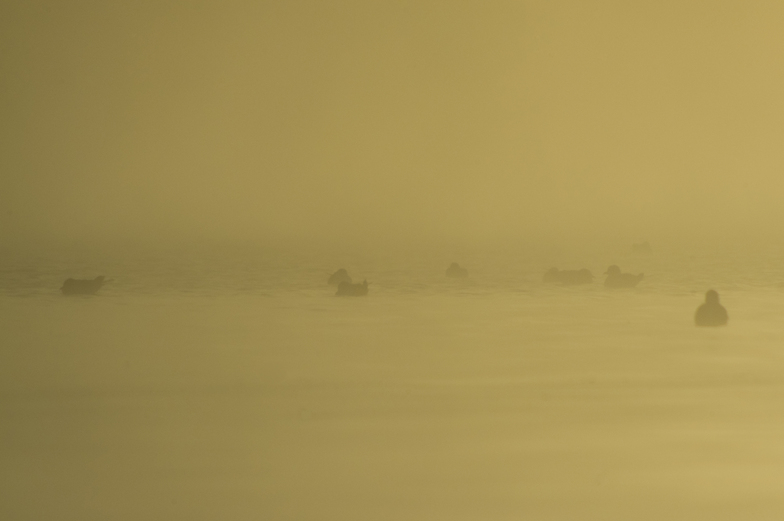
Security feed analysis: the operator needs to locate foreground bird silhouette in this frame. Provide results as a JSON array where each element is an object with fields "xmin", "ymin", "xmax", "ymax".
[
  {"xmin": 695, "ymin": 289, "xmax": 728, "ymax": 326},
  {"xmin": 446, "ymin": 262, "xmax": 468, "ymax": 278},
  {"xmin": 604, "ymin": 265, "xmax": 644, "ymax": 288},
  {"xmin": 61, "ymin": 276, "xmax": 106, "ymax": 295},
  {"xmin": 543, "ymin": 268, "xmax": 593, "ymax": 285},
  {"xmin": 336, "ymin": 280, "xmax": 369, "ymax": 296},
  {"xmin": 328, "ymin": 268, "xmax": 352, "ymax": 285}
]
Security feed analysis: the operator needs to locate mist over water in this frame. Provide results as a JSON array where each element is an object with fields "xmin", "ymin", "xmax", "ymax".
[
  {"xmin": 3, "ymin": 239, "xmax": 784, "ymax": 520},
  {"xmin": 4, "ymin": 0, "xmax": 784, "ymax": 518}
]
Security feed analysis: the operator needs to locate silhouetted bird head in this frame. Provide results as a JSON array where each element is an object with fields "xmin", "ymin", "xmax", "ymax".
[
  {"xmin": 604, "ymin": 265, "xmax": 621, "ymax": 276},
  {"xmin": 705, "ymin": 289, "xmax": 720, "ymax": 304}
]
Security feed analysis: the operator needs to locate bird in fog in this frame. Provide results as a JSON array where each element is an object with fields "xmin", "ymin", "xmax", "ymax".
[
  {"xmin": 446, "ymin": 262, "xmax": 468, "ymax": 278},
  {"xmin": 603, "ymin": 265, "xmax": 644, "ymax": 288},
  {"xmin": 336, "ymin": 280, "xmax": 369, "ymax": 296},
  {"xmin": 543, "ymin": 268, "xmax": 594, "ymax": 285},
  {"xmin": 328, "ymin": 268, "xmax": 352, "ymax": 285},
  {"xmin": 61, "ymin": 276, "xmax": 106, "ymax": 295},
  {"xmin": 695, "ymin": 289, "xmax": 728, "ymax": 326}
]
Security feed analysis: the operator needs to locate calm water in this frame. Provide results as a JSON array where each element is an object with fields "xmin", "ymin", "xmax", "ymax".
[{"xmin": 3, "ymin": 241, "xmax": 784, "ymax": 520}]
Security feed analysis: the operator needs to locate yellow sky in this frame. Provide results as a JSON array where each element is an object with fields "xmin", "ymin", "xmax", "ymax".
[{"xmin": 2, "ymin": 1, "xmax": 783, "ymax": 245}]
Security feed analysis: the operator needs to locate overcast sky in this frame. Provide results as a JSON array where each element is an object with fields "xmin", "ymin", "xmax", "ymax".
[{"xmin": 2, "ymin": 1, "xmax": 783, "ymax": 246}]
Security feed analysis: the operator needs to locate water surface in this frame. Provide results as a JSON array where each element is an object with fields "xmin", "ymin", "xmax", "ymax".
[{"xmin": 2, "ymin": 242, "xmax": 784, "ymax": 520}]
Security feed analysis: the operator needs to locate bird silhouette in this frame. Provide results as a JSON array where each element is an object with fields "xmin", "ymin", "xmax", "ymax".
[{"xmin": 695, "ymin": 289, "xmax": 728, "ymax": 326}]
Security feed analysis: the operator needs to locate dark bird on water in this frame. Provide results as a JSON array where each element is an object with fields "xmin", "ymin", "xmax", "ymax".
[
  {"xmin": 604, "ymin": 265, "xmax": 644, "ymax": 288},
  {"xmin": 328, "ymin": 268, "xmax": 352, "ymax": 285},
  {"xmin": 336, "ymin": 280, "xmax": 369, "ymax": 296},
  {"xmin": 695, "ymin": 289, "xmax": 728, "ymax": 327},
  {"xmin": 543, "ymin": 268, "xmax": 593, "ymax": 285},
  {"xmin": 61, "ymin": 276, "xmax": 106, "ymax": 295},
  {"xmin": 446, "ymin": 262, "xmax": 468, "ymax": 278}
]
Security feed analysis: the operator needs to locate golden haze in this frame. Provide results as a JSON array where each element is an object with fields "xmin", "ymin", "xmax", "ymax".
[{"xmin": 2, "ymin": 1, "xmax": 783, "ymax": 246}]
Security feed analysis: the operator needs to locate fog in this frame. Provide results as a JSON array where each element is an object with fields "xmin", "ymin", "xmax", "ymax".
[
  {"xmin": 5, "ymin": 3, "xmax": 784, "ymax": 520},
  {"xmin": 3, "ymin": 1, "xmax": 784, "ymax": 246}
]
